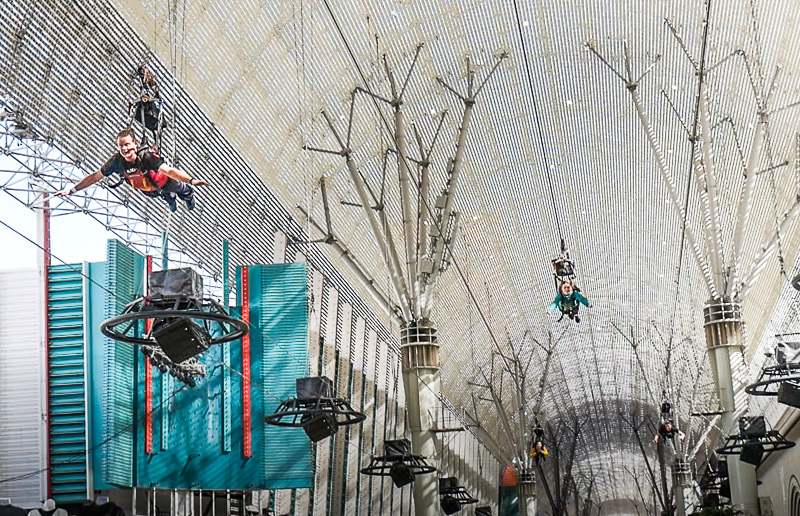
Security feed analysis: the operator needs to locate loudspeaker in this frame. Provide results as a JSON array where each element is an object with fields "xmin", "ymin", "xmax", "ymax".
[
  {"xmin": 777, "ymin": 381, "xmax": 800, "ymax": 409},
  {"xmin": 149, "ymin": 268, "xmax": 203, "ymax": 299},
  {"xmin": 475, "ymin": 507, "xmax": 492, "ymax": 516},
  {"xmin": 740, "ymin": 442, "xmax": 764, "ymax": 466},
  {"xmin": 384, "ymin": 439, "xmax": 412, "ymax": 457},
  {"xmin": 739, "ymin": 416, "xmax": 767, "ymax": 439},
  {"xmin": 440, "ymin": 496, "xmax": 461, "ymax": 515},
  {"xmin": 153, "ymin": 318, "xmax": 210, "ymax": 363},
  {"xmin": 301, "ymin": 412, "xmax": 338, "ymax": 442},
  {"xmin": 703, "ymin": 493, "xmax": 720, "ymax": 508},
  {"xmin": 296, "ymin": 376, "xmax": 333, "ymax": 399},
  {"xmin": 719, "ymin": 480, "xmax": 731, "ymax": 499},
  {"xmin": 439, "ymin": 477, "xmax": 458, "ymax": 493},
  {"xmin": 389, "ymin": 462, "xmax": 415, "ymax": 488}
]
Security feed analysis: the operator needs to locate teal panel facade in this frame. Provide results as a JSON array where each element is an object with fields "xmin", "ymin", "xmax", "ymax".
[
  {"xmin": 100, "ymin": 240, "xmax": 144, "ymax": 487},
  {"xmin": 256, "ymin": 262, "xmax": 312, "ymax": 489},
  {"xmin": 47, "ymin": 264, "xmax": 89, "ymax": 503}
]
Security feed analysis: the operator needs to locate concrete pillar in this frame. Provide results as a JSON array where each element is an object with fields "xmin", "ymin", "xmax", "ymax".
[
  {"xmin": 703, "ymin": 299, "xmax": 760, "ymax": 515},
  {"xmin": 400, "ymin": 321, "xmax": 440, "ymax": 516}
]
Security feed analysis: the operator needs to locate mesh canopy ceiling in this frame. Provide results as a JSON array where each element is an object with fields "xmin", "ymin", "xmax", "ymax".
[
  {"xmin": 7, "ymin": 0, "xmax": 800, "ymax": 504},
  {"xmin": 108, "ymin": 0, "xmax": 800, "ymax": 501}
]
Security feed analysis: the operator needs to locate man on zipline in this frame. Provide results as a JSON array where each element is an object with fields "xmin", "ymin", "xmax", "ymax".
[{"xmin": 56, "ymin": 128, "xmax": 209, "ymax": 212}]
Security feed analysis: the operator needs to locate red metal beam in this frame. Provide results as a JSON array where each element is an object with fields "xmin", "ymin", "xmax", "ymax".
[
  {"xmin": 241, "ymin": 266, "xmax": 252, "ymax": 457},
  {"xmin": 144, "ymin": 255, "xmax": 153, "ymax": 454}
]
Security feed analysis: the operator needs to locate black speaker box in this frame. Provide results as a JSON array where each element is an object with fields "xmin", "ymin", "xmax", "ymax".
[
  {"xmin": 301, "ymin": 412, "xmax": 338, "ymax": 442},
  {"xmin": 738, "ymin": 416, "xmax": 767, "ymax": 439},
  {"xmin": 384, "ymin": 439, "xmax": 412, "ymax": 457},
  {"xmin": 739, "ymin": 442, "xmax": 764, "ymax": 466},
  {"xmin": 717, "ymin": 460, "xmax": 728, "ymax": 478},
  {"xmin": 719, "ymin": 480, "xmax": 731, "ymax": 499},
  {"xmin": 703, "ymin": 493, "xmax": 720, "ymax": 508},
  {"xmin": 296, "ymin": 376, "xmax": 333, "ymax": 399},
  {"xmin": 149, "ymin": 268, "xmax": 203, "ymax": 299},
  {"xmin": 439, "ymin": 477, "xmax": 458, "ymax": 493},
  {"xmin": 153, "ymin": 318, "xmax": 210, "ymax": 363},
  {"xmin": 440, "ymin": 496, "xmax": 461, "ymax": 515},
  {"xmin": 777, "ymin": 381, "xmax": 800, "ymax": 409},
  {"xmin": 389, "ymin": 462, "xmax": 415, "ymax": 488}
]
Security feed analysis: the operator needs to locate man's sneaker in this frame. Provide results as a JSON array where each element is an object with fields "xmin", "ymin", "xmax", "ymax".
[
  {"xmin": 186, "ymin": 197, "xmax": 196, "ymax": 211},
  {"xmin": 166, "ymin": 196, "xmax": 177, "ymax": 212}
]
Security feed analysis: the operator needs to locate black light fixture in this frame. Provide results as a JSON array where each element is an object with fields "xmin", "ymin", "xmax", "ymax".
[
  {"xmin": 439, "ymin": 476, "xmax": 478, "ymax": 511},
  {"xmin": 361, "ymin": 439, "xmax": 436, "ymax": 488},
  {"xmin": 101, "ymin": 267, "xmax": 248, "ymax": 388},
  {"xmin": 152, "ymin": 318, "xmax": 211, "ymax": 363},
  {"xmin": 264, "ymin": 376, "xmax": 366, "ymax": 442},
  {"xmin": 716, "ymin": 422, "xmax": 795, "ymax": 465},
  {"xmin": 475, "ymin": 507, "xmax": 492, "ymax": 516}
]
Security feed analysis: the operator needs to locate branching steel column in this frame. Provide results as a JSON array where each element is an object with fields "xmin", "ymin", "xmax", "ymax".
[
  {"xmin": 386, "ymin": 48, "xmax": 422, "ymax": 319},
  {"xmin": 318, "ymin": 110, "xmax": 412, "ymax": 320},
  {"xmin": 422, "ymin": 54, "xmax": 506, "ymax": 317},
  {"xmin": 698, "ymin": 85, "xmax": 726, "ymax": 292},
  {"xmin": 729, "ymin": 113, "xmax": 767, "ymax": 298},
  {"xmin": 627, "ymin": 86, "xmax": 717, "ymax": 298},
  {"xmin": 423, "ymin": 93, "xmax": 474, "ymax": 316},
  {"xmin": 703, "ymin": 300, "xmax": 759, "ymax": 515},
  {"xmin": 587, "ymin": 43, "xmax": 717, "ymax": 297},
  {"xmin": 740, "ymin": 195, "xmax": 800, "ymax": 297},
  {"xmin": 395, "ymin": 105, "xmax": 419, "ymax": 318}
]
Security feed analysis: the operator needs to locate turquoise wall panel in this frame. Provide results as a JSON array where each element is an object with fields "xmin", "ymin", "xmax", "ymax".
[
  {"xmin": 100, "ymin": 240, "xmax": 144, "ymax": 487},
  {"xmin": 47, "ymin": 264, "xmax": 88, "ymax": 503},
  {"xmin": 256, "ymin": 262, "xmax": 312, "ymax": 489}
]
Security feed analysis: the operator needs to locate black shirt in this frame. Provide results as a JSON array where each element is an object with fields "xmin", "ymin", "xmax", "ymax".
[{"xmin": 100, "ymin": 150, "xmax": 164, "ymax": 178}]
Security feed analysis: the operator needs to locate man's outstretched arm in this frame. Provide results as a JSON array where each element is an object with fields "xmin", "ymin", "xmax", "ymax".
[
  {"xmin": 55, "ymin": 170, "xmax": 105, "ymax": 196},
  {"xmin": 157, "ymin": 163, "xmax": 209, "ymax": 186}
]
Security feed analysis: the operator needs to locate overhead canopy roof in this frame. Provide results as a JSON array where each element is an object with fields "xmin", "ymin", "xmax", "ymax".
[{"xmin": 5, "ymin": 0, "xmax": 800, "ymax": 505}]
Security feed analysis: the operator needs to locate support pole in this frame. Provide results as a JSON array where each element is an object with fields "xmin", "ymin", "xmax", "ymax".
[
  {"xmin": 38, "ymin": 193, "xmax": 52, "ymax": 499},
  {"xmin": 703, "ymin": 300, "xmax": 759, "ymax": 515},
  {"xmin": 400, "ymin": 322, "xmax": 440, "ymax": 516},
  {"xmin": 222, "ymin": 240, "xmax": 232, "ymax": 453},
  {"xmin": 423, "ymin": 96, "xmax": 474, "ymax": 316},
  {"xmin": 161, "ymin": 232, "xmax": 170, "ymax": 451},
  {"xmin": 391, "ymin": 79, "xmax": 420, "ymax": 319},
  {"xmin": 518, "ymin": 474, "xmax": 537, "ymax": 516}
]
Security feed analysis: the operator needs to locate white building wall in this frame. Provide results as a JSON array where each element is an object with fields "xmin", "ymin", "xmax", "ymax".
[
  {"xmin": 0, "ymin": 268, "xmax": 47, "ymax": 507},
  {"xmin": 757, "ymin": 409, "xmax": 800, "ymax": 516}
]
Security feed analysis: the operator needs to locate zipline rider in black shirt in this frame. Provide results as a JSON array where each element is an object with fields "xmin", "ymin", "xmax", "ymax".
[{"xmin": 56, "ymin": 128, "xmax": 209, "ymax": 212}]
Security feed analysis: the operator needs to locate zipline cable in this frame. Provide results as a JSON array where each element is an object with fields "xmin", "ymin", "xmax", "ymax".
[{"xmin": 511, "ymin": 0, "xmax": 564, "ymax": 245}]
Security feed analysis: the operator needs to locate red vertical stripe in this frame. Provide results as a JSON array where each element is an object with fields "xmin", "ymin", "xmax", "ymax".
[
  {"xmin": 144, "ymin": 255, "xmax": 153, "ymax": 454},
  {"xmin": 241, "ymin": 267, "xmax": 252, "ymax": 457}
]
